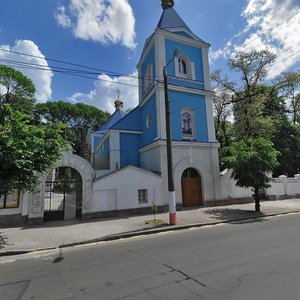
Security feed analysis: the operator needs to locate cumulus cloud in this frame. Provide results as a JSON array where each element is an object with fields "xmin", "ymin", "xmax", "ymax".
[
  {"xmin": 210, "ymin": 0, "xmax": 300, "ymax": 78},
  {"xmin": 55, "ymin": 0, "xmax": 136, "ymax": 49},
  {"xmin": 0, "ymin": 40, "xmax": 53, "ymax": 102},
  {"xmin": 68, "ymin": 72, "xmax": 138, "ymax": 113}
]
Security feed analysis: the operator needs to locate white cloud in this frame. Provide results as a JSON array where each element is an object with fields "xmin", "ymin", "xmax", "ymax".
[
  {"xmin": 55, "ymin": 0, "xmax": 136, "ymax": 49},
  {"xmin": 55, "ymin": 6, "xmax": 72, "ymax": 28},
  {"xmin": 68, "ymin": 72, "xmax": 138, "ymax": 113},
  {"xmin": 0, "ymin": 40, "xmax": 53, "ymax": 103},
  {"xmin": 211, "ymin": 0, "xmax": 300, "ymax": 78}
]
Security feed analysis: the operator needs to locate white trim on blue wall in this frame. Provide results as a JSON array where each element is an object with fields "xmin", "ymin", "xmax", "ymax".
[
  {"xmin": 202, "ymin": 47, "xmax": 211, "ymax": 91},
  {"xmin": 156, "ymin": 28, "xmax": 210, "ymax": 49}
]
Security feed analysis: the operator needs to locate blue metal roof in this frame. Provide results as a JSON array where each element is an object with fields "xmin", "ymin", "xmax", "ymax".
[
  {"xmin": 96, "ymin": 109, "xmax": 125, "ymax": 132},
  {"xmin": 157, "ymin": 6, "xmax": 205, "ymax": 43}
]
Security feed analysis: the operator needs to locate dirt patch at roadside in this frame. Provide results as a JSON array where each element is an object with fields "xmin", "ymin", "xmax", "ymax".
[{"xmin": 0, "ymin": 233, "xmax": 8, "ymax": 249}]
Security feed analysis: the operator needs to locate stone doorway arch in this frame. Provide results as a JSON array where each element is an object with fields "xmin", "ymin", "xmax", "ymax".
[
  {"xmin": 181, "ymin": 168, "xmax": 203, "ymax": 207},
  {"xmin": 28, "ymin": 152, "xmax": 95, "ymax": 224}
]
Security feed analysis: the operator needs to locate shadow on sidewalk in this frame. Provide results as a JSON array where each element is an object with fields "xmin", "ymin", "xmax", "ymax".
[
  {"xmin": 204, "ymin": 208, "xmax": 266, "ymax": 224},
  {"xmin": 19, "ymin": 213, "xmax": 154, "ymax": 230}
]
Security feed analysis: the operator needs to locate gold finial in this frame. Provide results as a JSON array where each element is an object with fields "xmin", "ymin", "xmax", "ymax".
[
  {"xmin": 161, "ymin": 0, "xmax": 174, "ymax": 9},
  {"xmin": 114, "ymin": 99, "xmax": 123, "ymax": 110}
]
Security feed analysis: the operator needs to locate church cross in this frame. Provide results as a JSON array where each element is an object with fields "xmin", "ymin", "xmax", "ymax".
[{"xmin": 116, "ymin": 88, "xmax": 121, "ymax": 100}]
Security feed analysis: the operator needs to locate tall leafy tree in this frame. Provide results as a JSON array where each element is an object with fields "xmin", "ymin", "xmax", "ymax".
[
  {"xmin": 222, "ymin": 138, "xmax": 279, "ymax": 212},
  {"xmin": 0, "ymin": 105, "xmax": 68, "ymax": 196},
  {"xmin": 35, "ymin": 101, "xmax": 110, "ymax": 156},
  {"xmin": 212, "ymin": 51, "xmax": 282, "ymax": 210},
  {"xmin": 276, "ymin": 71, "xmax": 300, "ymax": 125},
  {"xmin": 0, "ymin": 64, "xmax": 35, "ymax": 117},
  {"xmin": 271, "ymin": 121, "xmax": 300, "ymax": 177},
  {"xmin": 212, "ymin": 50, "xmax": 277, "ymax": 140},
  {"xmin": 0, "ymin": 66, "xmax": 69, "ymax": 196},
  {"xmin": 212, "ymin": 91, "xmax": 232, "ymax": 148}
]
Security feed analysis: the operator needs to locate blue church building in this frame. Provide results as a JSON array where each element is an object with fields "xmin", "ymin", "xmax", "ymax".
[
  {"xmin": 4, "ymin": 1, "xmax": 295, "ymax": 226},
  {"xmin": 88, "ymin": 0, "xmax": 221, "ymax": 214}
]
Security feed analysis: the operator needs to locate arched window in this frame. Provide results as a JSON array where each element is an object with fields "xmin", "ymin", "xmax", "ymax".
[
  {"xmin": 181, "ymin": 109, "xmax": 195, "ymax": 137},
  {"xmin": 178, "ymin": 58, "xmax": 187, "ymax": 75},
  {"xmin": 144, "ymin": 64, "xmax": 153, "ymax": 91},
  {"xmin": 175, "ymin": 55, "xmax": 195, "ymax": 80}
]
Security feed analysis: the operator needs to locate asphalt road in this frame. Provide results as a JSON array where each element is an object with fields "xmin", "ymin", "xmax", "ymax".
[{"xmin": 1, "ymin": 213, "xmax": 300, "ymax": 300}]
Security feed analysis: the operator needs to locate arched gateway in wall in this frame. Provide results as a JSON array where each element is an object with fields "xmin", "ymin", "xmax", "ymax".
[
  {"xmin": 28, "ymin": 152, "xmax": 95, "ymax": 224},
  {"xmin": 43, "ymin": 167, "xmax": 83, "ymax": 221},
  {"xmin": 181, "ymin": 168, "xmax": 203, "ymax": 207}
]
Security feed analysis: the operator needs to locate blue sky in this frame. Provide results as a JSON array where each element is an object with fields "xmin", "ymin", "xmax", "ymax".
[{"xmin": 0, "ymin": 0, "xmax": 299, "ymax": 113}]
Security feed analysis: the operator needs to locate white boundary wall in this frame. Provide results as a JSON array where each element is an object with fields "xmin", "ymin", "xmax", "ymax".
[
  {"xmin": 267, "ymin": 174, "xmax": 300, "ymax": 198},
  {"xmin": 219, "ymin": 169, "xmax": 300, "ymax": 200}
]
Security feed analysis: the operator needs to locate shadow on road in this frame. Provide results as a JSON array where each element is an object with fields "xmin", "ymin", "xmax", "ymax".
[{"xmin": 204, "ymin": 208, "xmax": 266, "ymax": 224}]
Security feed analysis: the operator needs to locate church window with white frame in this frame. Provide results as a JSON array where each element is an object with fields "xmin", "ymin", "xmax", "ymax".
[
  {"xmin": 144, "ymin": 64, "xmax": 153, "ymax": 91},
  {"xmin": 178, "ymin": 57, "xmax": 187, "ymax": 75},
  {"xmin": 175, "ymin": 55, "xmax": 195, "ymax": 80},
  {"xmin": 181, "ymin": 109, "xmax": 195, "ymax": 137}
]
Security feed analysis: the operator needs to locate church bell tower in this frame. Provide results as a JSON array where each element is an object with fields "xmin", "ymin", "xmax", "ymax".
[{"xmin": 137, "ymin": 0, "xmax": 221, "ymax": 205}]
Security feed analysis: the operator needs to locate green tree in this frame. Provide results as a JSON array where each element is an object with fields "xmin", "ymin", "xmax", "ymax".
[
  {"xmin": 212, "ymin": 91, "xmax": 232, "ymax": 148},
  {"xmin": 276, "ymin": 71, "xmax": 300, "ymax": 124},
  {"xmin": 35, "ymin": 101, "xmax": 110, "ymax": 156},
  {"xmin": 212, "ymin": 50, "xmax": 277, "ymax": 140},
  {"xmin": 211, "ymin": 50, "xmax": 276, "ymax": 103},
  {"xmin": 0, "ymin": 65, "xmax": 69, "ymax": 196},
  {"xmin": 0, "ymin": 105, "xmax": 69, "ymax": 195},
  {"xmin": 233, "ymin": 85, "xmax": 287, "ymax": 140},
  {"xmin": 222, "ymin": 138, "xmax": 279, "ymax": 212},
  {"xmin": 0, "ymin": 64, "xmax": 35, "ymax": 117},
  {"xmin": 271, "ymin": 121, "xmax": 300, "ymax": 177}
]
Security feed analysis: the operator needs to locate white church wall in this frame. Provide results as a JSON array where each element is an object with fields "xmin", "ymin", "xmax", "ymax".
[
  {"xmin": 93, "ymin": 189, "xmax": 117, "ymax": 212},
  {"xmin": 219, "ymin": 169, "xmax": 253, "ymax": 200},
  {"xmin": 92, "ymin": 166, "xmax": 163, "ymax": 213},
  {"xmin": 167, "ymin": 142, "xmax": 221, "ymax": 204},
  {"xmin": 140, "ymin": 142, "xmax": 162, "ymax": 173}
]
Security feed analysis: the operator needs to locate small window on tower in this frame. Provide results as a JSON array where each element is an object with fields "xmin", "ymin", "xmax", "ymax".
[
  {"xmin": 178, "ymin": 58, "xmax": 187, "ymax": 75},
  {"xmin": 175, "ymin": 55, "xmax": 195, "ymax": 80},
  {"xmin": 144, "ymin": 64, "xmax": 153, "ymax": 91},
  {"xmin": 146, "ymin": 113, "xmax": 152, "ymax": 128}
]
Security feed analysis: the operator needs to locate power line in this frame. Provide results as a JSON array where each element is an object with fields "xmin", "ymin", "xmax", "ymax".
[
  {"xmin": 0, "ymin": 55, "xmax": 140, "ymax": 88},
  {"xmin": 0, "ymin": 48, "xmax": 129, "ymax": 76},
  {"xmin": 271, "ymin": 49, "xmax": 300, "ymax": 66},
  {"xmin": 247, "ymin": 10, "xmax": 300, "ymax": 44},
  {"xmin": 0, "ymin": 47, "xmax": 155, "ymax": 80}
]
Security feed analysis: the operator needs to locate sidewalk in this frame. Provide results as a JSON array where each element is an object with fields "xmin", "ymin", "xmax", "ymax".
[{"xmin": 1, "ymin": 198, "xmax": 300, "ymax": 256}]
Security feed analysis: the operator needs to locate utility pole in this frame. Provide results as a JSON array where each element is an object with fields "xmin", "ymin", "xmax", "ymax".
[{"xmin": 163, "ymin": 66, "xmax": 176, "ymax": 225}]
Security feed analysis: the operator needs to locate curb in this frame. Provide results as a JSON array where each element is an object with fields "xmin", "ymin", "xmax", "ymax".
[{"xmin": 1, "ymin": 210, "xmax": 300, "ymax": 257}]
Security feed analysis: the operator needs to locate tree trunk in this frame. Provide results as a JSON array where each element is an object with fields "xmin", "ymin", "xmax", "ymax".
[{"xmin": 254, "ymin": 186, "xmax": 260, "ymax": 212}]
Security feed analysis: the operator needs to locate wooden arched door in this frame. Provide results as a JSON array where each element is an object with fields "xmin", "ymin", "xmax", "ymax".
[{"xmin": 181, "ymin": 168, "xmax": 203, "ymax": 207}]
